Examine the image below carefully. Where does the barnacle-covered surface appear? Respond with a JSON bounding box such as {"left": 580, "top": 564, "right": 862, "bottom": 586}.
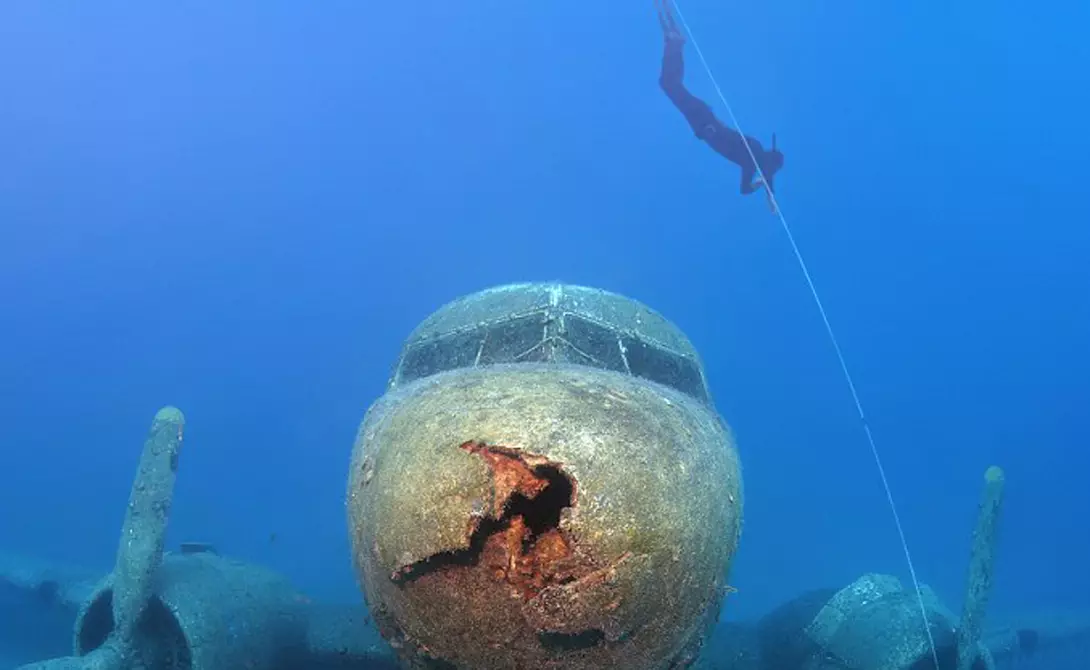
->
{"left": 348, "top": 363, "right": 742, "bottom": 669}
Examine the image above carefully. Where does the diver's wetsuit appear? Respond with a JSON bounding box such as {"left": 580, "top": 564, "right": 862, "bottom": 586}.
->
{"left": 658, "top": 34, "right": 771, "bottom": 194}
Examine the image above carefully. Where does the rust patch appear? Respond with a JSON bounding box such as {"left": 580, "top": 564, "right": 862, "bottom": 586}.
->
{"left": 522, "top": 551, "right": 634, "bottom": 642}
{"left": 460, "top": 441, "right": 550, "bottom": 513}
{"left": 391, "top": 440, "right": 601, "bottom": 602}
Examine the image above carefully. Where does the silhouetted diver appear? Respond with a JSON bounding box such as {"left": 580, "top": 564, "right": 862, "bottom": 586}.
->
{"left": 655, "top": 0, "right": 783, "bottom": 210}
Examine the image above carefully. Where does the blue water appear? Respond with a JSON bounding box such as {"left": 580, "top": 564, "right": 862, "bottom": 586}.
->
{"left": 1, "top": 1, "right": 1087, "bottom": 667}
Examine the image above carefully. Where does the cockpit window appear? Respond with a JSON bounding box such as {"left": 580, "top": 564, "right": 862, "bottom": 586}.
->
{"left": 394, "top": 309, "right": 709, "bottom": 405}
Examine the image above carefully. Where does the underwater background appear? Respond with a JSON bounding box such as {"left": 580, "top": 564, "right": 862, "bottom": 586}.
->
{"left": 1, "top": 1, "right": 1087, "bottom": 667}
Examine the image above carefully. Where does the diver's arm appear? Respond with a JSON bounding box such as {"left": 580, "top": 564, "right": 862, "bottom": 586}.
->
{"left": 740, "top": 166, "right": 759, "bottom": 194}
{"left": 742, "top": 172, "right": 779, "bottom": 212}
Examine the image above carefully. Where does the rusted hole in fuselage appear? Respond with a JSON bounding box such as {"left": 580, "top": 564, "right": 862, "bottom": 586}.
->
{"left": 391, "top": 441, "right": 584, "bottom": 599}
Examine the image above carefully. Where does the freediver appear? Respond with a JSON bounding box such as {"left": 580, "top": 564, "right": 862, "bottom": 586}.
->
{"left": 655, "top": 0, "right": 784, "bottom": 211}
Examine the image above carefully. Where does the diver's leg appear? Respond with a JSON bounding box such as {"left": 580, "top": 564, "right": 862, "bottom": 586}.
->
{"left": 656, "top": 0, "right": 690, "bottom": 105}
{"left": 657, "top": 16, "right": 717, "bottom": 138}
{"left": 658, "top": 33, "right": 685, "bottom": 94}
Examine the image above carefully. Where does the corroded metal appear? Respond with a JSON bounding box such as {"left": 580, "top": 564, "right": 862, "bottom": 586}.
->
{"left": 74, "top": 552, "right": 309, "bottom": 670}
{"left": 757, "top": 573, "right": 996, "bottom": 670}
{"left": 112, "top": 407, "right": 184, "bottom": 651}
{"left": 347, "top": 283, "right": 743, "bottom": 669}
{"left": 956, "top": 466, "right": 1005, "bottom": 670}
{"left": 16, "top": 408, "right": 317, "bottom": 670}
{"left": 16, "top": 407, "right": 185, "bottom": 670}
